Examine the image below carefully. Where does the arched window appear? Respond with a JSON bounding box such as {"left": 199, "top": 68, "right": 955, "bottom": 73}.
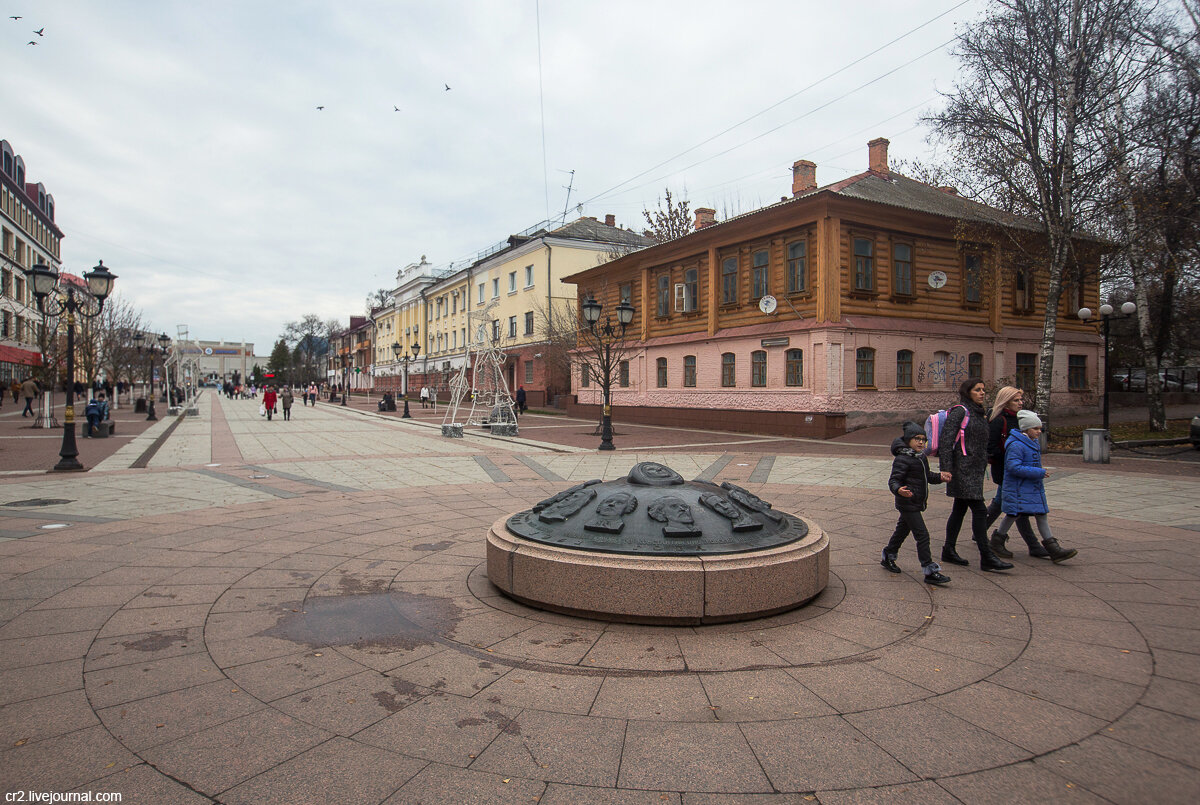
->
{"left": 581, "top": 363, "right": 590, "bottom": 387}
{"left": 683, "top": 355, "right": 696, "bottom": 387}
{"left": 721, "top": 256, "right": 738, "bottom": 305}
{"left": 786, "top": 349, "right": 803, "bottom": 386}
{"left": 721, "top": 353, "right": 736, "bottom": 387}
{"left": 896, "top": 350, "right": 914, "bottom": 388}
{"left": 656, "top": 357, "right": 668, "bottom": 387}
{"left": 751, "top": 350, "right": 766, "bottom": 387}
{"left": 969, "top": 352, "right": 983, "bottom": 380}
{"left": 619, "top": 360, "right": 630, "bottom": 387}
{"left": 856, "top": 347, "right": 875, "bottom": 388}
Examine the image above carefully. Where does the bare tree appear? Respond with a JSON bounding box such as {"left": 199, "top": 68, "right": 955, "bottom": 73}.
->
{"left": 642, "top": 187, "right": 693, "bottom": 242}
{"left": 532, "top": 296, "right": 580, "bottom": 401}
{"left": 97, "top": 295, "right": 146, "bottom": 392}
{"left": 283, "top": 314, "right": 338, "bottom": 383}
{"left": 926, "top": 0, "right": 1158, "bottom": 416}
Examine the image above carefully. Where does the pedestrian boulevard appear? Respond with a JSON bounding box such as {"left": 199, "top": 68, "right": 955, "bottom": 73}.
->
{"left": 1, "top": 391, "right": 1198, "bottom": 803}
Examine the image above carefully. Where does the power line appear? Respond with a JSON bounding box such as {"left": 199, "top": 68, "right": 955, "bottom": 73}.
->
{"left": 575, "top": 0, "right": 973, "bottom": 208}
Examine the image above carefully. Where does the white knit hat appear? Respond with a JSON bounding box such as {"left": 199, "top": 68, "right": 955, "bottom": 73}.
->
{"left": 1017, "top": 410, "right": 1043, "bottom": 431}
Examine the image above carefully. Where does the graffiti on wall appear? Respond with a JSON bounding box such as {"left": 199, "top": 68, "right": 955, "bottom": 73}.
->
{"left": 921, "top": 353, "right": 969, "bottom": 387}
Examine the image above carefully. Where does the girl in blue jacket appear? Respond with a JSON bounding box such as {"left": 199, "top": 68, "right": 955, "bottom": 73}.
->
{"left": 994, "top": 411, "right": 1078, "bottom": 563}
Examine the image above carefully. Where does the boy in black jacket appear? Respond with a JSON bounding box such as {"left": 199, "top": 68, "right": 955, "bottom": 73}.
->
{"left": 882, "top": 421, "right": 953, "bottom": 585}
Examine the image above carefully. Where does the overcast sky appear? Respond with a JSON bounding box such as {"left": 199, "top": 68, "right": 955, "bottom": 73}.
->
{"left": 2, "top": 0, "right": 982, "bottom": 355}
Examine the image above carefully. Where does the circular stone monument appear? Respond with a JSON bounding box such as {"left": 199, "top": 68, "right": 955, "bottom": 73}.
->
{"left": 487, "top": 462, "right": 828, "bottom": 624}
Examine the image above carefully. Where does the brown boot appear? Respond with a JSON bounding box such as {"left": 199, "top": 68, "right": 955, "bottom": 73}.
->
{"left": 1042, "top": 538, "right": 1077, "bottom": 564}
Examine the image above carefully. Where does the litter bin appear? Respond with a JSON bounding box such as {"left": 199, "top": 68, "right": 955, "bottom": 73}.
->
{"left": 1082, "top": 428, "right": 1109, "bottom": 463}
{"left": 134, "top": 397, "right": 147, "bottom": 413}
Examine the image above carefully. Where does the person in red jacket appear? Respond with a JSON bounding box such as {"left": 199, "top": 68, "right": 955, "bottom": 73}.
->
{"left": 262, "top": 385, "right": 278, "bottom": 421}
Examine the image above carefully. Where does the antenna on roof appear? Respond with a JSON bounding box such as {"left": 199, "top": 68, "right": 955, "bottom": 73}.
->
{"left": 560, "top": 169, "right": 575, "bottom": 224}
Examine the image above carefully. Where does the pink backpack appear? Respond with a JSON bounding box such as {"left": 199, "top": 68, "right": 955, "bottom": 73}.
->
{"left": 923, "top": 404, "right": 969, "bottom": 457}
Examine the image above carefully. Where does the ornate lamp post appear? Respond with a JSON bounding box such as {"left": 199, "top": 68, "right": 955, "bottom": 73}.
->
{"left": 341, "top": 353, "right": 349, "bottom": 406}
{"left": 391, "top": 340, "right": 421, "bottom": 418}
{"left": 579, "top": 296, "right": 635, "bottom": 451}
{"left": 1078, "top": 301, "right": 1137, "bottom": 432}
{"left": 133, "top": 331, "right": 171, "bottom": 421}
{"left": 24, "top": 261, "right": 117, "bottom": 472}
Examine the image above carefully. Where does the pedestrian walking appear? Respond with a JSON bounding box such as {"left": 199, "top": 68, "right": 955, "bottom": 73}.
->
{"left": 938, "top": 378, "right": 1014, "bottom": 572}
{"left": 995, "top": 411, "right": 1078, "bottom": 563}
{"left": 881, "top": 421, "right": 953, "bottom": 585}
{"left": 984, "top": 386, "right": 1047, "bottom": 559}
{"left": 281, "top": 386, "right": 294, "bottom": 421}
{"left": 10, "top": 380, "right": 19, "bottom": 405}
{"left": 307, "top": 382, "right": 318, "bottom": 406}
{"left": 262, "top": 385, "right": 278, "bottom": 421}
{"left": 420, "top": 386, "right": 429, "bottom": 409}
{"left": 516, "top": 386, "right": 527, "bottom": 416}
{"left": 20, "top": 376, "right": 39, "bottom": 417}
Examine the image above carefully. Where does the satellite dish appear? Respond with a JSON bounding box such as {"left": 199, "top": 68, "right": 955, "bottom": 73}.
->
{"left": 758, "top": 295, "right": 778, "bottom": 314}
{"left": 928, "top": 271, "right": 948, "bottom": 289}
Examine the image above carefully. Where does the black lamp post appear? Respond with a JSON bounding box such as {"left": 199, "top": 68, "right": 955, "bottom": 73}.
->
{"left": 341, "top": 353, "right": 349, "bottom": 406}
{"left": 1078, "top": 301, "right": 1137, "bottom": 432}
{"left": 580, "top": 296, "right": 635, "bottom": 451}
{"left": 133, "top": 331, "right": 171, "bottom": 421}
{"left": 392, "top": 341, "right": 421, "bottom": 418}
{"left": 24, "top": 261, "right": 117, "bottom": 472}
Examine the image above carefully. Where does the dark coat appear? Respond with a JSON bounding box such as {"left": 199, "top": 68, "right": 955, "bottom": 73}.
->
{"left": 987, "top": 408, "right": 1021, "bottom": 484}
{"left": 888, "top": 436, "right": 943, "bottom": 512}
{"left": 1001, "top": 430, "right": 1049, "bottom": 515}
{"left": 938, "top": 399, "right": 989, "bottom": 500}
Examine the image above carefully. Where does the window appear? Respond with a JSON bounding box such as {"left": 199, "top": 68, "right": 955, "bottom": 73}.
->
{"left": 856, "top": 347, "right": 876, "bottom": 388}
{"left": 721, "top": 353, "right": 736, "bottom": 387}
{"left": 896, "top": 350, "right": 914, "bottom": 388}
{"left": 969, "top": 352, "right": 983, "bottom": 380}
{"left": 508, "top": 272, "right": 516, "bottom": 293}
{"left": 752, "top": 250, "right": 769, "bottom": 299}
{"left": 721, "top": 256, "right": 738, "bottom": 305}
{"left": 619, "top": 360, "right": 629, "bottom": 387}
{"left": 893, "top": 243, "right": 913, "bottom": 296}
{"left": 491, "top": 319, "right": 500, "bottom": 341}
{"left": 508, "top": 316, "right": 517, "bottom": 338}
{"left": 452, "top": 294, "right": 457, "bottom": 315}
{"left": 683, "top": 355, "right": 696, "bottom": 387}
{"left": 525, "top": 361, "right": 534, "bottom": 383}
{"left": 685, "top": 268, "right": 698, "bottom": 311}
{"left": 656, "top": 357, "right": 668, "bottom": 387}
{"left": 1068, "top": 354, "right": 1087, "bottom": 390}
{"left": 478, "top": 283, "right": 485, "bottom": 304}
{"left": 786, "top": 349, "right": 803, "bottom": 386}
{"left": 787, "top": 241, "right": 807, "bottom": 293}
{"left": 492, "top": 278, "right": 499, "bottom": 298}
{"left": 451, "top": 331, "right": 457, "bottom": 349}
{"left": 1015, "top": 353, "right": 1037, "bottom": 391}
{"left": 657, "top": 274, "right": 670, "bottom": 316}
{"left": 1014, "top": 268, "right": 1033, "bottom": 311}
{"left": 581, "top": 363, "right": 590, "bottom": 387}
{"left": 963, "top": 253, "right": 983, "bottom": 304}
{"left": 751, "top": 350, "right": 766, "bottom": 387}
{"left": 1065, "top": 273, "right": 1082, "bottom": 314}
{"left": 524, "top": 311, "right": 534, "bottom": 336}
{"left": 525, "top": 265, "right": 534, "bottom": 287}
{"left": 620, "top": 283, "right": 632, "bottom": 304}
{"left": 853, "top": 238, "right": 875, "bottom": 291}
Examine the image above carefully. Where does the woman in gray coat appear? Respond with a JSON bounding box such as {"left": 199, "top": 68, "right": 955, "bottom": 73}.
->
{"left": 938, "top": 378, "right": 1014, "bottom": 572}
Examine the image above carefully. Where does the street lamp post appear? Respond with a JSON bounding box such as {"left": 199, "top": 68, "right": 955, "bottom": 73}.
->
{"left": 24, "top": 261, "right": 117, "bottom": 472}
{"left": 580, "top": 296, "right": 635, "bottom": 451}
{"left": 341, "top": 353, "right": 349, "bottom": 406}
{"left": 133, "top": 332, "right": 171, "bottom": 421}
{"left": 1078, "top": 301, "right": 1138, "bottom": 432}
{"left": 391, "top": 341, "right": 421, "bottom": 418}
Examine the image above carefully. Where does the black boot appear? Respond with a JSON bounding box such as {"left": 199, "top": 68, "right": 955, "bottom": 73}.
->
{"left": 941, "top": 542, "right": 969, "bottom": 566}
{"left": 1042, "top": 538, "right": 1077, "bottom": 564}
{"left": 976, "top": 536, "right": 1014, "bottom": 572}
{"left": 880, "top": 550, "right": 901, "bottom": 574}
{"left": 989, "top": 530, "right": 1014, "bottom": 558}
{"left": 1023, "top": 533, "right": 1050, "bottom": 558}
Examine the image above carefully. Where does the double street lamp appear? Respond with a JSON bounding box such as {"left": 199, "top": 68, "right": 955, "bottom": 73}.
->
{"left": 133, "top": 331, "right": 171, "bottom": 421}
{"left": 1077, "top": 301, "right": 1137, "bottom": 432}
{"left": 23, "top": 261, "right": 117, "bottom": 472}
{"left": 580, "top": 296, "right": 635, "bottom": 451}
{"left": 391, "top": 340, "right": 420, "bottom": 419}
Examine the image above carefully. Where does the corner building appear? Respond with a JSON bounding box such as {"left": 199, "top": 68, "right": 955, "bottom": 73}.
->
{"left": 564, "top": 139, "right": 1105, "bottom": 437}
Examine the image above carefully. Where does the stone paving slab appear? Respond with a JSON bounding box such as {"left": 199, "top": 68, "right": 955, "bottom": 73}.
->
{"left": 0, "top": 392, "right": 1198, "bottom": 803}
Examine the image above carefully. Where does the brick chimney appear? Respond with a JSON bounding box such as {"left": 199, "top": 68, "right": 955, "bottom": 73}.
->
{"left": 868, "top": 137, "right": 890, "bottom": 176}
{"left": 604, "top": 214, "right": 615, "bottom": 227}
{"left": 694, "top": 208, "right": 716, "bottom": 230}
{"left": 939, "top": 186, "right": 959, "bottom": 195}
{"left": 791, "top": 160, "right": 816, "bottom": 196}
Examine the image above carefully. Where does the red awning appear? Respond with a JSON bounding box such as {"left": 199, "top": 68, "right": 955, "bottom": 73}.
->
{"left": 0, "top": 345, "right": 43, "bottom": 366}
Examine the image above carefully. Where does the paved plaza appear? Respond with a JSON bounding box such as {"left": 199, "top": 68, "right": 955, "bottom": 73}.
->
{"left": 1, "top": 393, "right": 1199, "bottom": 803}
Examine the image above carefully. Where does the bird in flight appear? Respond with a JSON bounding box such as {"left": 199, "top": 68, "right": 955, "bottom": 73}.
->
{"left": 9, "top": 16, "right": 21, "bottom": 20}
{"left": 33, "top": 27, "right": 43, "bottom": 35}
{"left": 27, "top": 40, "right": 37, "bottom": 45}
{"left": 394, "top": 105, "right": 401, "bottom": 112}
{"left": 444, "top": 83, "right": 451, "bottom": 91}
{"left": 316, "top": 106, "right": 324, "bottom": 110}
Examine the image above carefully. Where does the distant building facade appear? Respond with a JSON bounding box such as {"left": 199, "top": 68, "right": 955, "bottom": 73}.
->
{"left": 176, "top": 341, "right": 256, "bottom": 385}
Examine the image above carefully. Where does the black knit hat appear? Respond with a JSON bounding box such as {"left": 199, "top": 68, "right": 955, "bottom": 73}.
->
{"left": 902, "top": 421, "right": 925, "bottom": 442}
